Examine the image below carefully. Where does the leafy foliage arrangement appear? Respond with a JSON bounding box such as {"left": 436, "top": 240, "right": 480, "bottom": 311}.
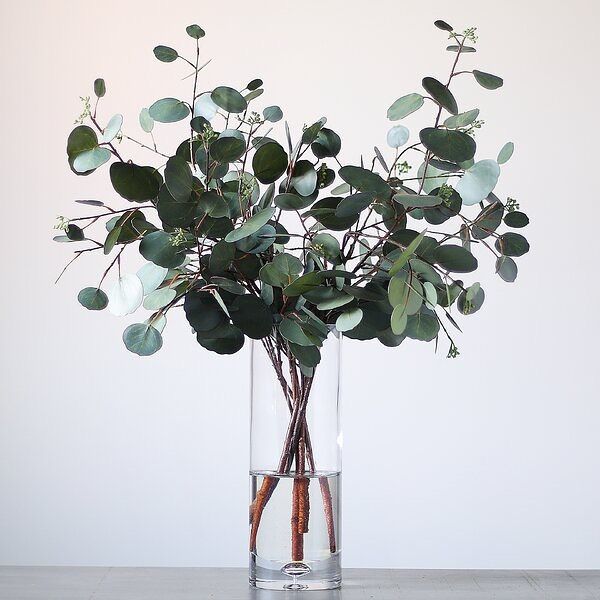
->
{"left": 57, "top": 19, "right": 529, "bottom": 563}
{"left": 58, "top": 20, "right": 528, "bottom": 362}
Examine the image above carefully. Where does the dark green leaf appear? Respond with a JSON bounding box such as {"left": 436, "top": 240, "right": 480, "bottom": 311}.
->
{"left": 335, "top": 192, "right": 374, "bottom": 217}
{"left": 110, "top": 163, "right": 160, "bottom": 201}
{"left": 434, "top": 244, "right": 478, "bottom": 272}
{"left": 434, "top": 20, "right": 453, "bottom": 31}
{"left": 94, "top": 78, "right": 106, "bottom": 98}
{"left": 197, "top": 323, "right": 244, "bottom": 355}
{"left": 185, "top": 289, "right": 227, "bottom": 333}
{"left": 78, "top": 287, "right": 108, "bottom": 310}
{"left": 473, "top": 70, "right": 503, "bottom": 90}
{"left": 139, "top": 231, "right": 186, "bottom": 268}
{"left": 504, "top": 211, "right": 529, "bottom": 228}
{"left": 252, "top": 142, "right": 288, "bottom": 184}
{"left": 209, "top": 240, "right": 236, "bottom": 274}
{"left": 210, "top": 136, "right": 246, "bottom": 163}
{"left": 153, "top": 45, "right": 178, "bottom": 62}
{"left": 338, "top": 166, "right": 391, "bottom": 197}
{"left": 164, "top": 156, "right": 192, "bottom": 201}
{"left": 420, "top": 128, "right": 476, "bottom": 162}
{"left": 458, "top": 286, "right": 485, "bottom": 315}
{"left": 472, "top": 201, "right": 504, "bottom": 239}
{"left": 289, "top": 343, "right": 321, "bottom": 368}
{"left": 230, "top": 295, "right": 273, "bottom": 339}
{"left": 67, "top": 125, "right": 99, "bottom": 174}
{"left": 186, "top": 24, "right": 205, "bottom": 39}
{"left": 311, "top": 128, "right": 341, "bottom": 158}
{"left": 422, "top": 77, "right": 458, "bottom": 114}
{"left": 495, "top": 232, "right": 529, "bottom": 257}
{"left": 211, "top": 86, "right": 247, "bottom": 114}
{"left": 66, "top": 224, "right": 85, "bottom": 241}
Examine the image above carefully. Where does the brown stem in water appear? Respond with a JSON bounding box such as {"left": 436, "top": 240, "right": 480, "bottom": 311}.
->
{"left": 249, "top": 336, "right": 337, "bottom": 557}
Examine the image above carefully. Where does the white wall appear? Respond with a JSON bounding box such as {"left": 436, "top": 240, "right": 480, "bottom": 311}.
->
{"left": 1, "top": 0, "right": 599, "bottom": 568}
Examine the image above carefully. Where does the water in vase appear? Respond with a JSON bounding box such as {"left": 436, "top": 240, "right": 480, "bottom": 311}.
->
{"left": 249, "top": 471, "right": 341, "bottom": 590}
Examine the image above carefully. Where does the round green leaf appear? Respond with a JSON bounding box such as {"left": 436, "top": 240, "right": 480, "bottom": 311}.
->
{"left": 211, "top": 86, "right": 247, "bottom": 114}
{"left": 387, "top": 93, "right": 424, "bottom": 121}
{"left": 209, "top": 240, "right": 236, "bottom": 274}
{"left": 149, "top": 98, "right": 190, "bottom": 123}
{"left": 185, "top": 290, "right": 227, "bottom": 333}
{"left": 387, "top": 125, "right": 410, "bottom": 148}
{"left": 123, "top": 323, "right": 163, "bottom": 356}
{"left": 263, "top": 105, "right": 283, "bottom": 122}
{"left": 473, "top": 70, "right": 503, "bottom": 90}
{"left": 137, "top": 262, "right": 168, "bottom": 294}
{"left": 73, "top": 147, "right": 111, "bottom": 173}
{"left": 110, "top": 163, "right": 160, "bottom": 201}
{"left": 153, "top": 45, "right": 178, "bottom": 62}
{"left": 143, "top": 287, "right": 176, "bottom": 310}
{"left": 420, "top": 128, "right": 476, "bottom": 162}
{"left": 504, "top": 211, "right": 529, "bottom": 228}
{"left": 434, "top": 244, "right": 478, "bottom": 272}
{"left": 455, "top": 160, "right": 500, "bottom": 206}
{"left": 496, "top": 256, "right": 518, "bottom": 282}
{"left": 165, "top": 156, "right": 192, "bottom": 201}
{"left": 422, "top": 77, "right": 458, "bottom": 114}
{"left": 311, "top": 128, "right": 341, "bottom": 158}
{"left": 311, "top": 233, "right": 341, "bottom": 263}
{"left": 210, "top": 136, "right": 246, "bottom": 163}
{"left": 252, "top": 142, "right": 288, "bottom": 184}
{"left": 230, "top": 295, "right": 273, "bottom": 339}
{"left": 78, "top": 287, "right": 108, "bottom": 310}
{"left": 67, "top": 125, "right": 99, "bottom": 173}
{"left": 186, "top": 24, "right": 205, "bottom": 39}
{"left": 495, "top": 233, "right": 529, "bottom": 257}
{"left": 405, "top": 307, "right": 440, "bottom": 341}
{"left": 107, "top": 274, "right": 144, "bottom": 316}
{"left": 290, "top": 160, "right": 317, "bottom": 196}
{"left": 458, "top": 286, "right": 485, "bottom": 315}
{"left": 197, "top": 323, "right": 244, "bottom": 355}
{"left": 336, "top": 308, "right": 363, "bottom": 333}
{"left": 139, "top": 231, "right": 186, "bottom": 268}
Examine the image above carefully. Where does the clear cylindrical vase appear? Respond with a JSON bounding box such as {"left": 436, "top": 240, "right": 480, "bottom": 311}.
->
{"left": 249, "top": 330, "right": 342, "bottom": 590}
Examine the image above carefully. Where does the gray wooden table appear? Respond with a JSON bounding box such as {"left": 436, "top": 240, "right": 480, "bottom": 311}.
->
{"left": 1, "top": 567, "right": 599, "bottom": 599}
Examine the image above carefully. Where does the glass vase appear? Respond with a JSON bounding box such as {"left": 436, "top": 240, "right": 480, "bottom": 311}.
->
{"left": 249, "top": 330, "right": 342, "bottom": 590}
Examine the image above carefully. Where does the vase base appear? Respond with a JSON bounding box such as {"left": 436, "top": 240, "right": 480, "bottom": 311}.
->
{"left": 250, "top": 578, "right": 341, "bottom": 591}
{"left": 250, "top": 553, "right": 341, "bottom": 591}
